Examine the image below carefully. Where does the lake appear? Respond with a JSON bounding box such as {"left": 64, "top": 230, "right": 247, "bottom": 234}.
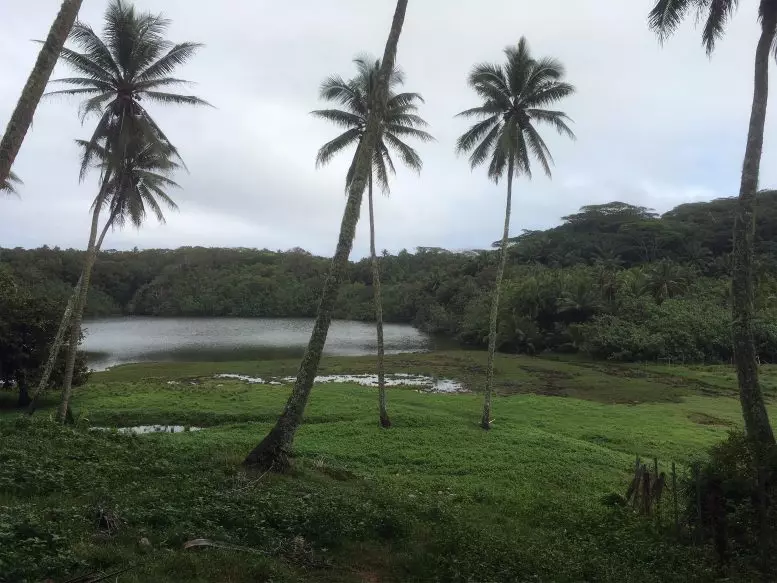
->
{"left": 82, "top": 317, "right": 437, "bottom": 371}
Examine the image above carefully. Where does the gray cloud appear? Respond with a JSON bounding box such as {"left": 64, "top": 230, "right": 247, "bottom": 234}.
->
{"left": 1, "top": 0, "right": 775, "bottom": 257}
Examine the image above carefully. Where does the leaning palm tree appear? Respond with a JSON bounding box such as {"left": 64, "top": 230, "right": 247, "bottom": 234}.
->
{"left": 243, "top": 0, "right": 410, "bottom": 471}
{"left": 312, "top": 55, "right": 432, "bottom": 428}
{"left": 456, "top": 37, "right": 575, "bottom": 430}
{"left": 55, "top": 138, "right": 180, "bottom": 421}
{"left": 27, "top": 137, "right": 181, "bottom": 416}
{"left": 1, "top": 172, "right": 23, "bottom": 196}
{"left": 0, "top": 0, "right": 83, "bottom": 187}
{"left": 649, "top": 0, "right": 776, "bottom": 446}
{"left": 49, "top": 0, "right": 207, "bottom": 408}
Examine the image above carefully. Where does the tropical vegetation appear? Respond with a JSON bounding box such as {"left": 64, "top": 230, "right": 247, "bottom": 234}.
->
{"left": 2, "top": 0, "right": 777, "bottom": 579}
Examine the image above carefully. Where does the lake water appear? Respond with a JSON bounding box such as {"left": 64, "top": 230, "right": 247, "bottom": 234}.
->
{"left": 82, "top": 317, "right": 436, "bottom": 371}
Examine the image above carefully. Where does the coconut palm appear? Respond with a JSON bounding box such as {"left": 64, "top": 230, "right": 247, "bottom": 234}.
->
{"left": 28, "top": 138, "right": 181, "bottom": 417}
{"left": 49, "top": 0, "right": 207, "bottom": 410}
{"left": 55, "top": 138, "right": 180, "bottom": 420}
{"left": 243, "top": 0, "right": 410, "bottom": 471}
{"left": 0, "top": 0, "right": 83, "bottom": 187}
{"left": 48, "top": 0, "right": 208, "bottom": 410}
{"left": 47, "top": 0, "right": 209, "bottom": 177}
{"left": 649, "top": 0, "right": 776, "bottom": 446}
{"left": 1, "top": 172, "right": 23, "bottom": 196}
{"left": 456, "top": 37, "right": 576, "bottom": 430}
{"left": 312, "top": 56, "right": 432, "bottom": 428}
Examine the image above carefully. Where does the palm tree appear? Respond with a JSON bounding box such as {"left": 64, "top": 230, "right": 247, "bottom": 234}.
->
{"left": 47, "top": 0, "right": 209, "bottom": 177}
{"left": 456, "top": 37, "right": 576, "bottom": 430}
{"left": 312, "top": 56, "right": 432, "bottom": 428}
{"left": 649, "top": 0, "right": 776, "bottom": 446}
{"left": 49, "top": 0, "right": 207, "bottom": 410}
{"left": 55, "top": 138, "right": 180, "bottom": 420}
{"left": 1, "top": 172, "right": 23, "bottom": 196}
{"left": 27, "top": 139, "right": 181, "bottom": 416}
{"left": 646, "top": 260, "right": 688, "bottom": 304}
{"left": 0, "top": 0, "right": 83, "bottom": 187}
{"left": 243, "top": 0, "right": 410, "bottom": 471}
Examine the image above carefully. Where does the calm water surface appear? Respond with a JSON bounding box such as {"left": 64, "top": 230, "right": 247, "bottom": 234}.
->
{"left": 82, "top": 317, "right": 436, "bottom": 370}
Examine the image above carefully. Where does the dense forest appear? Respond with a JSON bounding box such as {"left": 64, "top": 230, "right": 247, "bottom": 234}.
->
{"left": 5, "top": 192, "right": 777, "bottom": 364}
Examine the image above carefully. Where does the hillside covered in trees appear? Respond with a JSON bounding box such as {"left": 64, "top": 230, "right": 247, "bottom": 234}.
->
{"left": 5, "top": 192, "right": 777, "bottom": 364}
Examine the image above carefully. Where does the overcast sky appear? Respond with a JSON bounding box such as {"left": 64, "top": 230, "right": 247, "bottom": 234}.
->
{"left": 0, "top": 0, "right": 774, "bottom": 257}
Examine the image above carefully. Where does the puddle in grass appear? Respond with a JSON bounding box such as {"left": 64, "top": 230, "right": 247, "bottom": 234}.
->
{"left": 214, "top": 373, "right": 466, "bottom": 393}
{"left": 91, "top": 425, "right": 202, "bottom": 435}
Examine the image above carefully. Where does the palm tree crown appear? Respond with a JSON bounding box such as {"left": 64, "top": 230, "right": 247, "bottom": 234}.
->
{"left": 312, "top": 55, "right": 433, "bottom": 191}
{"left": 1, "top": 172, "right": 22, "bottom": 196}
{"left": 456, "top": 37, "right": 575, "bottom": 182}
{"left": 47, "top": 0, "right": 209, "bottom": 177}
{"left": 648, "top": 0, "right": 752, "bottom": 54}
{"left": 76, "top": 137, "right": 180, "bottom": 229}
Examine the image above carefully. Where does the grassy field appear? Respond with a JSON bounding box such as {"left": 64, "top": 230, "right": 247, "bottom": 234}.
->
{"left": 2, "top": 351, "right": 775, "bottom": 582}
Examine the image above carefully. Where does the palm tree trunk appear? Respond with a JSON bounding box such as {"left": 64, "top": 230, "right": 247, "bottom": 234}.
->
{"left": 27, "top": 209, "right": 115, "bottom": 413}
{"left": 0, "top": 0, "right": 83, "bottom": 185}
{"left": 482, "top": 159, "right": 514, "bottom": 430}
{"left": 731, "top": 13, "right": 777, "bottom": 447}
{"left": 243, "top": 0, "right": 409, "bottom": 470}
{"left": 368, "top": 172, "right": 391, "bottom": 428}
{"left": 57, "top": 202, "right": 103, "bottom": 422}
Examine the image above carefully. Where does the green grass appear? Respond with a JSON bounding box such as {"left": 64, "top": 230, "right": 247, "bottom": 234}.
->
{"left": 2, "top": 351, "right": 774, "bottom": 582}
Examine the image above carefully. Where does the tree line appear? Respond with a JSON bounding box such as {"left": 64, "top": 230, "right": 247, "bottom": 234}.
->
{"left": 7, "top": 193, "right": 777, "bottom": 367}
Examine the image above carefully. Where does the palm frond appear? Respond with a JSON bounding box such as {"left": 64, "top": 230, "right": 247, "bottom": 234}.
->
{"left": 1, "top": 171, "right": 23, "bottom": 196}
{"left": 648, "top": 0, "right": 694, "bottom": 41}
{"left": 512, "top": 123, "right": 532, "bottom": 178}
{"left": 310, "top": 109, "right": 364, "bottom": 129}
{"left": 55, "top": 45, "right": 114, "bottom": 82}
{"left": 527, "top": 109, "right": 576, "bottom": 140}
{"left": 467, "top": 123, "right": 501, "bottom": 170}
{"left": 386, "top": 113, "right": 430, "bottom": 129}
{"left": 468, "top": 63, "right": 512, "bottom": 108}
{"left": 523, "top": 123, "right": 554, "bottom": 177}
{"left": 384, "top": 133, "right": 423, "bottom": 172}
{"left": 522, "top": 57, "right": 565, "bottom": 97}
{"left": 373, "top": 143, "right": 392, "bottom": 194}
{"left": 504, "top": 37, "right": 534, "bottom": 97}
{"left": 385, "top": 124, "right": 435, "bottom": 142}
{"left": 702, "top": 0, "right": 737, "bottom": 54}
{"left": 141, "top": 92, "right": 212, "bottom": 107}
{"left": 487, "top": 131, "right": 508, "bottom": 183}
{"left": 134, "top": 77, "right": 193, "bottom": 90}
{"left": 456, "top": 102, "right": 506, "bottom": 119}
{"left": 315, "top": 128, "right": 361, "bottom": 167}
{"left": 67, "top": 22, "right": 121, "bottom": 78}
{"left": 455, "top": 115, "right": 500, "bottom": 154}
{"left": 318, "top": 75, "right": 365, "bottom": 115}
{"left": 523, "top": 81, "right": 576, "bottom": 108}
{"left": 388, "top": 91, "right": 424, "bottom": 108}
{"left": 138, "top": 42, "right": 203, "bottom": 82}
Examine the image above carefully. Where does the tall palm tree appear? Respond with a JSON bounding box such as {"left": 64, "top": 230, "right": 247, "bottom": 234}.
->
{"left": 0, "top": 0, "right": 83, "bottom": 187}
{"left": 49, "top": 0, "right": 207, "bottom": 409}
{"left": 54, "top": 138, "right": 180, "bottom": 420}
{"left": 456, "top": 37, "right": 575, "bottom": 430}
{"left": 1, "top": 172, "right": 23, "bottom": 196}
{"left": 243, "top": 0, "right": 410, "bottom": 471}
{"left": 312, "top": 56, "right": 432, "bottom": 428}
{"left": 649, "top": 0, "right": 776, "bottom": 446}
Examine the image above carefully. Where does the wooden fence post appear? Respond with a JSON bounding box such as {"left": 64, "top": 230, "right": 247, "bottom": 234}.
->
{"left": 672, "top": 461, "right": 679, "bottom": 535}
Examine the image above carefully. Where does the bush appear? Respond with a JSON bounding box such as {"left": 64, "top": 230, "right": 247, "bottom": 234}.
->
{"left": 687, "top": 432, "right": 777, "bottom": 570}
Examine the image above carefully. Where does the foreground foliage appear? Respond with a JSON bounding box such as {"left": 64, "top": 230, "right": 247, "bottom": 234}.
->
{"left": 7, "top": 352, "right": 772, "bottom": 581}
